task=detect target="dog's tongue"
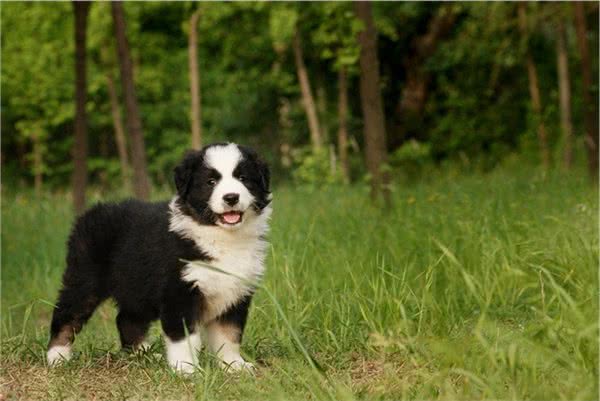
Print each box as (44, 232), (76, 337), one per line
(222, 212), (241, 224)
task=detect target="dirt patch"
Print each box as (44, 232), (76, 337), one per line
(0, 359), (195, 401)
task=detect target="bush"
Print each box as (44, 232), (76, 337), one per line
(290, 146), (345, 189)
(388, 139), (433, 181)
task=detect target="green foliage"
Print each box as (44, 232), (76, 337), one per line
(390, 138), (431, 163)
(1, 3), (74, 184)
(15, 121), (49, 177)
(388, 139), (432, 181)
(290, 147), (345, 189)
(310, 3), (361, 71)
(268, 4), (298, 53)
(421, 6), (517, 168)
(0, 2), (598, 188)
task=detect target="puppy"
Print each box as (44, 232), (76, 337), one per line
(47, 143), (272, 373)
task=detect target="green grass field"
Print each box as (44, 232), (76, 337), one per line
(1, 167), (598, 400)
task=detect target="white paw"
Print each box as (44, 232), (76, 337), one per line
(170, 360), (197, 375)
(165, 333), (201, 375)
(136, 341), (151, 352)
(223, 358), (255, 373)
(47, 345), (72, 366)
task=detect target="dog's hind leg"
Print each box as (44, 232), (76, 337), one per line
(116, 311), (151, 351)
(47, 204), (118, 365)
(47, 283), (104, 365)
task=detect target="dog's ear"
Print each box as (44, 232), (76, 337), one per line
(257, 158), (271, 193)
(238, 145), (271, 193)
(174, 151), (200, 198)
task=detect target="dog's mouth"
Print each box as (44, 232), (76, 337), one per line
(218, 211), (243, 225)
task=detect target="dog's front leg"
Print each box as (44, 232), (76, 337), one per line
(161, 284), (203, 374)
(207, 296), (254, 372)
(206, 320), (254, 371)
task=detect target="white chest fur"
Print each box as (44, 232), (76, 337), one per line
(169, 198), (271, 322)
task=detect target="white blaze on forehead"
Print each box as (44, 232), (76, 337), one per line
(205, 143), (243, 176)
(205, 143), (254, 217)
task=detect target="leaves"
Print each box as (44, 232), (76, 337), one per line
(269, 5), (298, 53)
(1, 2), (597, 187)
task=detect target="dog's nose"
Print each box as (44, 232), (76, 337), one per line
(223, 193), (240, 206)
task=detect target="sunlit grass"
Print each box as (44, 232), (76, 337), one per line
(1, 167), (598, 400)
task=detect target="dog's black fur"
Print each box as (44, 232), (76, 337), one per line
(48, 143), (270, 359)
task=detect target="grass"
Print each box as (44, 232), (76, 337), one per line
(1, 167), (598, 400)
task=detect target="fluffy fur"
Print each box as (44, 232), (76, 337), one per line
(47, 143), (271, 373)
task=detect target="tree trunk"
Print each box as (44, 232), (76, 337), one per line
(72, 1), (90, 214)
(188, 9), (202, 150)
(391, 6), (456, 148)
(337, 67), (350, 183)
(354, 1), (390, 203)
(32, 131), (43, 195)
(278, 99), (293, 168)
(316, 80), (329, 142)
(556, 19), (574, 170)
(518, 3), (551, 170)
(99, 131), (109, 190)
(112, 1), (151, 200)
(293, 30), (323, 152)
(106, 69), (130, 184)
(574, 2), (599, 181)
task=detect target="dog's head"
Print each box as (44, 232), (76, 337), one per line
(174, 143), (271, 230)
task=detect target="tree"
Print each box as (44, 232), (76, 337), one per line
(111, 2), (151, 199)
(188, 9), (203, 150)
(15, 121), (46, 194)
(32, 130), (44, 193)
(573, 2), (599, 180)
(293, 29), (323, 152)
(2, 2), (598, 187)
(354, 2), (390, 202)
(391, 5), (456, 147)
(556, 17), (574, 169)
(518, 3), (551, 170)
(105, 66), (130, 184)
(337, 66), (350, 183)
(310, 2), (361, 182)
(72, 1), (90, 214)
(269, 5), (324, 152)
(2, 4), (72, 190)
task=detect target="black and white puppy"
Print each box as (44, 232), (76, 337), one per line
(47, 143), (272, 373)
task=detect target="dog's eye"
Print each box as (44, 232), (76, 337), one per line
(238, 175), (246, 182)
(207, 178), (217, 186)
